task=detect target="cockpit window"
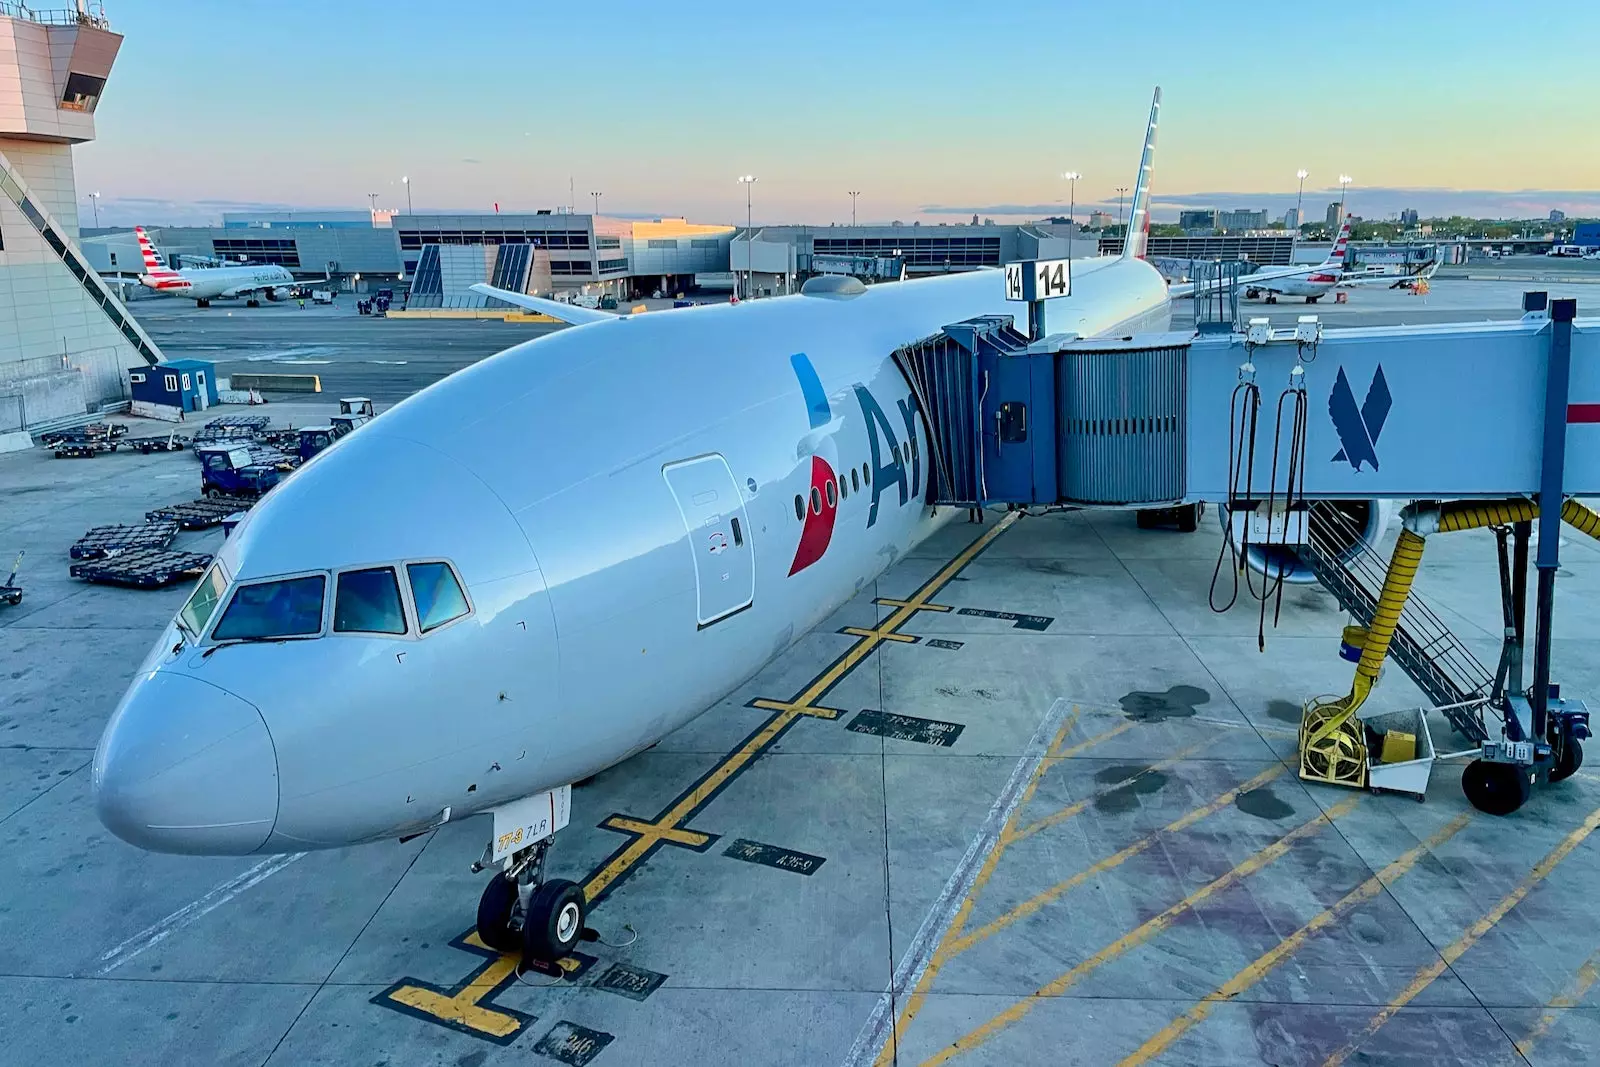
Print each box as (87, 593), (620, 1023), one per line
(334, 567), (407, 635)
(178, 562), (228, 637)
(212, 575), (326, 641)
(407, 562), (469, 633)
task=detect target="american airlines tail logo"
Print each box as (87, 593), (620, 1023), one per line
(786, 354), (920, 577)
(1329, 364), (1391, 472)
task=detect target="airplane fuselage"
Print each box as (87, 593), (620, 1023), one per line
(93, 257), (1171, 856)
(140, 263), (294, 301)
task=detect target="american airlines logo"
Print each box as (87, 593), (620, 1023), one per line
(1329, 364), (1391, 472)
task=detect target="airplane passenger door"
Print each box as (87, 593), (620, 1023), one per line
(663, 453), (754, 627)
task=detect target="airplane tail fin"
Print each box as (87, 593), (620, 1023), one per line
(1321, 219), (1351, 269)
(135, 226), (175, 276)
(1121, 87), (1161, 261)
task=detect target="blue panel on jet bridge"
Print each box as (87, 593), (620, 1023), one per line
(1185, 318), (1600, 500)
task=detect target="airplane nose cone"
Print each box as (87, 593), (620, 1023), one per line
(93, 672), (279, 855)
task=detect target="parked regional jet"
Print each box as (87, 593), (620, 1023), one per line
(94, 91), (1173, 966)
(135, 226), (295, 307)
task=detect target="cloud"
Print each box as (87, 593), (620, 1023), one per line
(461, 157), (482, 165)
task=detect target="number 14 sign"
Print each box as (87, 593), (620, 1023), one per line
(1003, 258), (1071, 302)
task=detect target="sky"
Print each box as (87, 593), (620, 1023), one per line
(75, 0), (1600, 228)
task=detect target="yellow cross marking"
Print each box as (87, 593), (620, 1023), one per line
(748, 698), (843, 720)
(874, 597), (953, 612)
(841, 626), (918, 643)
(600, 816), (712, 849)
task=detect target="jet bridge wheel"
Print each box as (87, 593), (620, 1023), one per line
(475, 873), (521, 953)
(1550, 737), (1584, 784)
(1462, 759), (1532, 816)
(522, 878), (586, 963)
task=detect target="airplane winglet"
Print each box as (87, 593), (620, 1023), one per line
(1121, 87), (1161, 261)
(468, 283), (615, 325)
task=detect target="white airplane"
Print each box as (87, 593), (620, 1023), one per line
(135, 226), (296, 308)
(93, 90), (1173, 965)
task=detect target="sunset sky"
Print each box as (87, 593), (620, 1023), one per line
(78, 0), (1600, 227)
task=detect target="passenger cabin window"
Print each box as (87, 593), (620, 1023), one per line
(407, 562), (469, 633)
(334, 567), (407, 635)
(179, 562), (228, 637)
(212, 575), (326, 641)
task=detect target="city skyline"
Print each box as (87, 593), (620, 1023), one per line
(78, 1), (1600, 227)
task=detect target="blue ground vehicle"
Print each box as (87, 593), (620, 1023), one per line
(298, 426), (335, 463)
(198, 445), (282, 500)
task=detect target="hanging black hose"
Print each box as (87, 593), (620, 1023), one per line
(1209, 375), (1261, 613)
(1256, 370), (1310, 650)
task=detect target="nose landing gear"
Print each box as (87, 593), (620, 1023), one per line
(470, 786), (591, 975)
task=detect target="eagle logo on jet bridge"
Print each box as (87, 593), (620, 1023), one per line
(787, 353), (921, 576)
(1328, 364), (1391, 472)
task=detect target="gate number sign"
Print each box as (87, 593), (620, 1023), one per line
(1004, 258), (1071, 302)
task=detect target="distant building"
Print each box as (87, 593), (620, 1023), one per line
(1550, 209), (1566, 223)
(1179, 209), (1215, 231)
(1400, 208), (1419, 226)
(1326, 202), (1345, 230)
(1088, 211), (1115, 229)
(1282, 208), (1300, 230)
(1217, 208), (1267, 233)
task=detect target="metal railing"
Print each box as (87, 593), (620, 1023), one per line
(1302, 501), (1493, 741)
(0, 3), (109, 28)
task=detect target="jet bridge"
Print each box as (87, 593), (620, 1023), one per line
(899, 295), (1598, 814)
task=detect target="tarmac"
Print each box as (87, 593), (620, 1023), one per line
(3, 276), (1600, 1066)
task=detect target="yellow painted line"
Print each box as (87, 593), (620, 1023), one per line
(922, 795), (1361, 1066)
(1321, 802), (1600, 1067)
(871, 704), (1083, 1067)
(882, 762), (1286, 1062)
(1049, 718), (1136, 759)
(1517, 944), (1600, 1057)
(941, 764), (1288, 960)
(842, 626), (918, 643)
(875, 597), (953, 612)
(1009, 737), (1218, 844)
(1118, 811), (1473, 1066)
(386, 955), (522, 1038)
(583, 513), (1020, 905)
(599, 816), (711, 848)
(747, 697), (844, 720)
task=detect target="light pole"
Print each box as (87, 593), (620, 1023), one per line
(590, 191), (602, 217)
(1116, 185), (1129, 235)
(849, 190), (859, 226)
(1294, 168), (1307, 240)
(1061, 171), (1080, 260)
(738, 175), (757, 298)
(402, 176), (412, 215)
(87, 190), (100, 227)
(367, 193), (378, 217)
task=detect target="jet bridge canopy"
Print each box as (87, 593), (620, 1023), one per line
(898, 304), (1599, 509)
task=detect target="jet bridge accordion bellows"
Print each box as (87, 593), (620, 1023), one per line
(1056, 339), (1187, 506)
(894, 321), (1188, 509)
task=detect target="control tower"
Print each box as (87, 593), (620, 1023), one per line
(0, 2), (160, 437)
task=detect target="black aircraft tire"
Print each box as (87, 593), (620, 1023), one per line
(1551, 738), (1584, 784)
(522, 879), (585, 962)
(475, 874), (521, 953)
(1462, 759), (1532, 816)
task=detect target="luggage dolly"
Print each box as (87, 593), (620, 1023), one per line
(1, 550), (21, 606)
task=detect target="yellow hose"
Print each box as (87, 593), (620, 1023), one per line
(1305, 527), (1426, 745)
(1435, 499), (1537, 533)
(1563, 499), (1600, 540)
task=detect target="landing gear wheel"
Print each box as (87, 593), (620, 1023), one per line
(521, 878), (585, 963)
(1550, 738), (1584, 783)
(1462, 759), (1532, 816)
(475, 873), (521, 953)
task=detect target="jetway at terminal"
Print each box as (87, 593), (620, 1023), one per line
(900, 294), (1598, 815)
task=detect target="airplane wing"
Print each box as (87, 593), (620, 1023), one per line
(468, 283), (615, 325)
(1166, 262), (1322, 298)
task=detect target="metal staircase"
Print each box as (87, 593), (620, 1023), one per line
(1301, 501), (1493, 741)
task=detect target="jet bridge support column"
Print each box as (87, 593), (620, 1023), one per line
(1530, 299), (1577, 757)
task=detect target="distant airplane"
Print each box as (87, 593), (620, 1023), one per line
(94, 90), (1174, 966)
(1171, 220), (1439, 304)
(135, 226), (295, 308)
